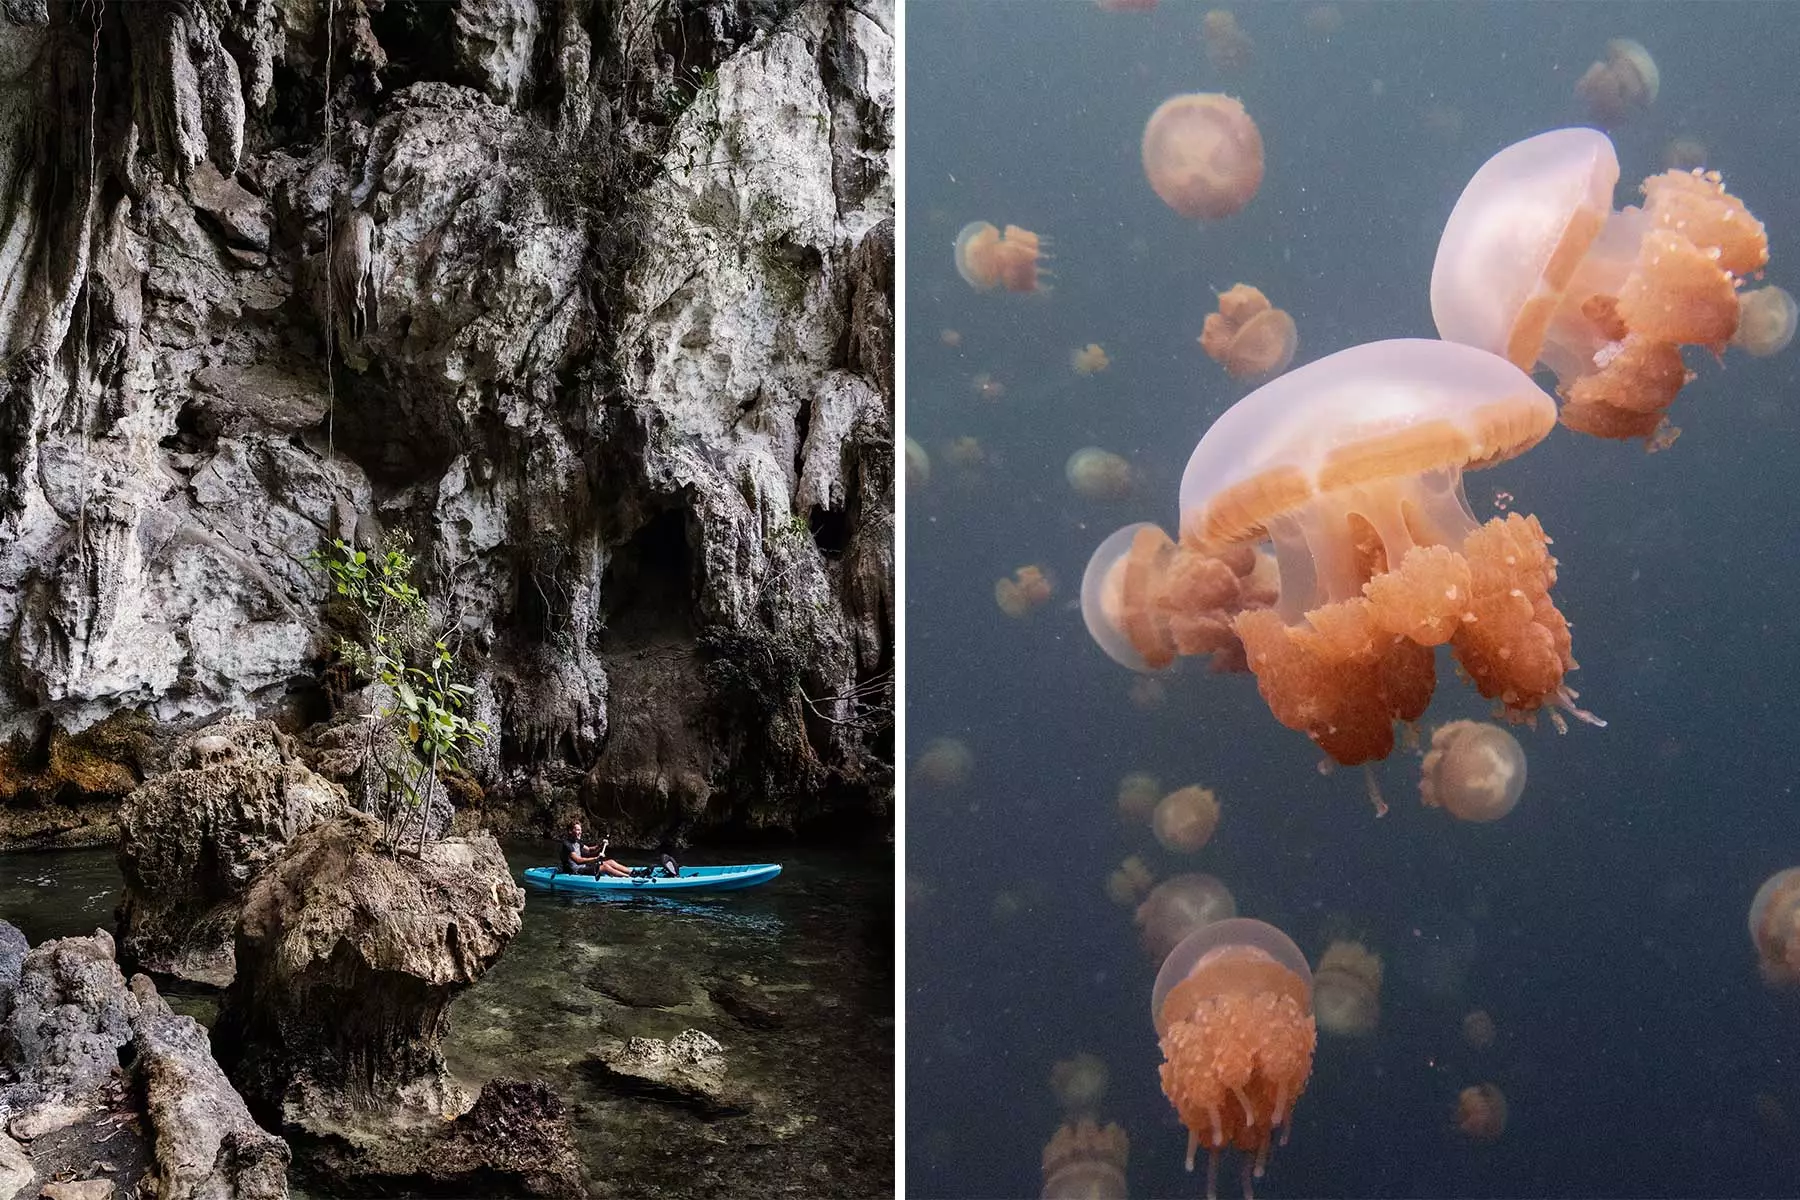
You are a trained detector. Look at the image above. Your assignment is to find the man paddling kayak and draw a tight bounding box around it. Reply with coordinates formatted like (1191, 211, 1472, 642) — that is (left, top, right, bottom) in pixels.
(560, 820, 632, 878)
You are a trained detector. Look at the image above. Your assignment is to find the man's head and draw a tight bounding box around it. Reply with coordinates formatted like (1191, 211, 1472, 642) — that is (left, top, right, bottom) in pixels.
(568, 820, 582, 838)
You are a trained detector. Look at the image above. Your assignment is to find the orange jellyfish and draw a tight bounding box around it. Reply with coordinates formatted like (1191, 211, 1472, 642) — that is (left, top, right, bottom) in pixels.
(1107, 855, 1157, 907)
(1575, 38, 1658, 125)
(1313, 940, 1382, 1037)
(1748, 868, 1800, 987)
(970, 372, 1007, 401)
(1041, 1119, 1130, 1200)
(1118, 772, 1162, 826)
(913, 737, 972, 789)
(1153, 785, 1222, 854)
(1202, 10, 1253, 72)
(1081, 523, 1277, 676)
(1733, 286, 1798, 358)
(955, 221, 1049, 293)
(1432, 127, 1769, 448)
(1419, 721, 1527, 822)
(997, 565, 1055, 618)
(1142, 94, 1264, 221)
(1462, 1008, 1497, 1050)
(905, 437, 930, 490)
(941, 328, 964, 348)
(1136, 873, 1237, 963)
(1200, 284, 1297, 380)
(1072, 343, 1111, 374)
(1066, 448, 1135, 501)
(1151, 918, 1315, 1199)
(1160, 339, 1598, 779)
(1455, 1083, 1508, 1142)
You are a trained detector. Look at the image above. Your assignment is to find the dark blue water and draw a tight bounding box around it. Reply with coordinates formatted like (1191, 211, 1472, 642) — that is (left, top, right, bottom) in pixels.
(905, 3, 1800, 1197)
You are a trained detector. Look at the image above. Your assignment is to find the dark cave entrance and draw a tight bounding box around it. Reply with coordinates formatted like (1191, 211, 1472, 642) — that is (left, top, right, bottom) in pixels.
(600, 507, 696, 646)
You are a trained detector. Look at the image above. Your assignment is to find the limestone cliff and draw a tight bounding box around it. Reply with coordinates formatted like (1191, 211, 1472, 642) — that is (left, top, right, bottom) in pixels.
(0, 0, 894, 845)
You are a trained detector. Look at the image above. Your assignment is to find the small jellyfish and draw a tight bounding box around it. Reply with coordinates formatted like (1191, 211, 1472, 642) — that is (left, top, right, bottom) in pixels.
(913, 737, 972, 789)
(1051, 1052, 1111, 1117)
(905, 437, 930, 490)
(1662, 136, 1707, 172)
(1107, 855, 1157, 907)
(1455, 1083, 1508, 1142)
(941, 328, 964, 347)
(1136, 873, 1237, 963)
(1081, 523, 1277, 675)
(1202, 10, 1253, 72)
(1129, 676, 1167, 709)
(1462, 1009, 1497, 1050)
(971, 372, 1007, 401)
(997, 565, 1055, 618)
(1748, 868, 1800, 988)
(1153, 785, 1222, 854)
(1575, 39, 1658, 125)
(1142, 94, 1264, 221)
(1313, 940, 1382, 1037)
(1072, 343, 1112, 374)
(1419, 721, 1527, 822)
(1041, 1118, 1130, 1200)
(1118, 772, 1162, 825)
(1432, 128, 1769, 448)
(1732, 286, 1798, 358)
(1301, 4, 1342, 36)
(1066, 448, 1136, 501)
(1151, 918, 1316, 1198)
(1200, 284, 1297, 380)
(955, 221, 1049, 293)
(943, 435, 986, 471)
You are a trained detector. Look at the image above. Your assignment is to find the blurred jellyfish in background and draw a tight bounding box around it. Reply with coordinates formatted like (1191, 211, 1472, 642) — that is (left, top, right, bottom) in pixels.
(1301, 3, 1342, 37)
(1136, 873, 1237, 963)
(1201, 9, 1253, 72)
(997, 565, 1055, 618)
(1117, 772, 1162, 826)
(1072, 343, 1111, 374)
(905, 437, 930, 489)
(1432, 127, 1769, 448)
(1128, 676, 1167, 710)
(1080, 523, 1275, 675)
(1051, 1052, 1111, 1118)
(913, 737, 973, 790)
(1313, 940, 1382, 1038)
(1574, 38, 1658, 124)
(1748, 868, 1800, 988)
(970, 372, 1007, 401)
(1455, 1083, 1508, 1142)
(1462, 1009, 1497, 1050)
(1153, 785, 1222, 854)
(1200, 284, 1297, 380)
(1398, 909, 1479, 1001)
(1661, 135, 1707, 172)
(1732, 287, 1798, 358)
(1040, 1119, 1130, 1200)
(1419, 721, 1527, 823)
(1066, 448, 1136, 501)
(940, 327, 963, 347)
(1151, 918, 1316, 1199)
(1107, 855, 1157, 907)
(1094, 0, 1157, 10)
(955, 221, 1049, 293)
(1141, 94, 1264, 220)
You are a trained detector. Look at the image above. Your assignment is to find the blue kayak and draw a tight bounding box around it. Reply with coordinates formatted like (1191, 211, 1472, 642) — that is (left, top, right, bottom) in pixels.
(521, 863, 782, 894)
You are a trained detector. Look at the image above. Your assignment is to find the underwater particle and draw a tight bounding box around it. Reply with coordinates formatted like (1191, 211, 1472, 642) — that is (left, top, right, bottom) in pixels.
(1072, 343, 1111, 374)
(1152, 785, 1222, 854)
(970, 372, 1007, 402)
(1575, 38, 1658, 124)
(1462, 1008, 1496, 1050)
(1142, 93, 1264, 220)
(1419, 721, 1527, 822)
(941, 328, 963, 347)
(1200, 283, 1297, 380)
(954, 221, 1049, 293)
(1732, 286, 1798, 357)
(1080, 523, 1276, 675)
(1136, 873, 1237, 963)
(1151, 918, 1315, 1198)
(1107, 855, 1157, 907)
(1455, 1083, 1508, 1142)
(1432, 127, 1768, 448)
(1117, 772, 1162, 825)
(1050, 1052, 1111, 1116)
(996, 565, 1055, 618)
(1041, 1118, 1130, 1200)
(1066, 447, 1136, 501)
(1313, 940, 1382, 1037)
(905, 437, 930, 489)
(1749, 867, 1800, 988)
(912, 737, 973, 789)
(1662, 135, 1706, 172)
(1201, 9, 1253, 72)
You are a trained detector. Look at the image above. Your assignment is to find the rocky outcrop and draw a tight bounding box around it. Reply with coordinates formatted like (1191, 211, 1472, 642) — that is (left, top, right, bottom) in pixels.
(0, 0, 893, 849)
(117, 715, 346, 986)
(0, 711, 156, 848)
(585, 1029, 748, 1117)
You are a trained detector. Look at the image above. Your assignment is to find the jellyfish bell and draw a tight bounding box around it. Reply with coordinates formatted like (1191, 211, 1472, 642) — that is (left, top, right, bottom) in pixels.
(954, 221, 1049, 294)
(913, 737, 973, 789)
(1051, 1052, 1111, 1116)
(1575, 38, 1658, 124)
(1153, 785, 1222, 854)
(1419, 720, 1527, 822)
(1150, 918, 1316, 1199)
(1431, 127, 1769, 448)
(1732, 286, 1798, 358)
(1066, 448, 1136, 501)
(1080, 523, 1275, 675)
(1201, 284, 1297, 380)
(1136, 873, 1237, 963)
(905, 437, 930, 489)
(1313, 940, 1382, 1037)
(1179, 338, 1598, 772)
(1118, 773, 1162, 825)
(1462, 1008, 1497, 1050)
(998, 565, 1055, 618)
(1142, 93, 1264, 221)
(1041, 1119, 1130, 1200)
(1748, 868, 1800, 988)
(1201, 9, 1253, 72)
(1073, 343, 1111, 374)
(1455, 1083, 1508, 1142)
(1107, 855, 1157, 907)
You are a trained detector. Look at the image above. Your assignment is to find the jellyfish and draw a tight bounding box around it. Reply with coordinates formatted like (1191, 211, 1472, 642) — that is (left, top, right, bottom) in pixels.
(971, 372, 1007, 401)
(943, 435, 986, 471)
(941, 328, 964, 347)
(1748, 867, 1800, 987)
(1130, 676, 1168, 709)
(1051, 1052, 1111, 1116)
(905, 437, 929, 489)
(1455, 1083, 1508, 1142)
(1142, 94, 1264, 221)
(1302, 4, 1342, 36)
(1041, 1119, 1130, 1200)
(1462, 1009, 1497, 1050)
(1154, 785, 1222, 854)
(1662, 136, 1706, 172)
(1067, 448, 1136, 501)
(1732, 286, 1798, 358)
(1200, 284, 1297, 380)
(1118, 772, 1162, 826)
(1313, 940, 1382, 1037)
(1108, 855, 1157, 907)
(997, 565, 1055, 618)
(1137, 873, 1237, 963)
(955, 221, 1049, 293)
(1151, 918, 1316, 1199)
(1073, 343, 1111, 374)
(1574, 39, 1658, 125)
(1169, 339, 1598, 776)
(1432, 128, 1769, 448)
(1081, 523, 1277, 675)
(1419, 721, 1527, 822)
(1202, 10, 1253, 72)
(913, 737, 972, 789)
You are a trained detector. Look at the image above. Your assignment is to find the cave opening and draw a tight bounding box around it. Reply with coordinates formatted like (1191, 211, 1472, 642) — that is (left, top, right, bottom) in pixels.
(367, 0, 459, 93)
(808, 504, 849, 558)
(600, 507, 695, 646)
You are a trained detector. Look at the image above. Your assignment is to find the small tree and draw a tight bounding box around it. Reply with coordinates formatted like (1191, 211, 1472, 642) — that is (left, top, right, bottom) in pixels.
(308, 535, 489, 856)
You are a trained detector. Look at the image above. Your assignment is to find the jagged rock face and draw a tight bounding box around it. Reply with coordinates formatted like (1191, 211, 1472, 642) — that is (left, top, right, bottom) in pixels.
(214, 812, 524, 1134)
(585, 1028, 748, 1117)
(0, 930, 135, 1110)
(0, 0, 893, 845)
(116, 714, 346, 987)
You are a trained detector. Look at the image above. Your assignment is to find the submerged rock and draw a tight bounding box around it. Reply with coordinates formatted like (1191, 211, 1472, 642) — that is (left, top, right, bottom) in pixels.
(585, 1029, 749, 1117)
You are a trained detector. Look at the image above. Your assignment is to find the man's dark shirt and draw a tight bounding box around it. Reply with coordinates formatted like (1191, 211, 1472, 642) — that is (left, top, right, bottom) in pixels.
(560, 838, 584, 873)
